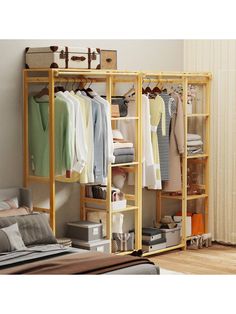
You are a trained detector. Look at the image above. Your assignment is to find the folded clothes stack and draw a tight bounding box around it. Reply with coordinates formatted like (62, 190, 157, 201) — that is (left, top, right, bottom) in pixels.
(112, 129, 135, 163)
(187, 133, 203, 155)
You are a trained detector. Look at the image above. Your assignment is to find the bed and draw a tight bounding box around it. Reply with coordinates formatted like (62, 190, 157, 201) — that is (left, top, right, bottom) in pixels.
(0, 187, 159, 275)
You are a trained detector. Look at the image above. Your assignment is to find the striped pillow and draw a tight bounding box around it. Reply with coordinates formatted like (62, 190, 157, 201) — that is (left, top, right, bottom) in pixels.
(0, 213, 57, 246)
(0, 223, 26, 253)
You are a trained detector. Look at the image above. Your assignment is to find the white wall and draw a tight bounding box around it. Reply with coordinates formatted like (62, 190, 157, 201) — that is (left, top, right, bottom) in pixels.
(0, 39, 183, 236)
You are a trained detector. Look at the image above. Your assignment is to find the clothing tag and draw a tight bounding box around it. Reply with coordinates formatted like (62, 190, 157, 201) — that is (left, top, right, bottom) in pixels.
(96, 246, 104, 252)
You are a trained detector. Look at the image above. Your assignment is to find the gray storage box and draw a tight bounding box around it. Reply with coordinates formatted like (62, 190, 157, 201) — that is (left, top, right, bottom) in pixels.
(160, 227, 181, 247)
(142, 241, 167, 252)
(66, 221, 102, 242)
(72, 238, 110, 253)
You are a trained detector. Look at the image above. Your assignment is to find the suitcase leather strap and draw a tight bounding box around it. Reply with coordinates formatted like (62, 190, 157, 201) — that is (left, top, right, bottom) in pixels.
(88, 48, 91, 69)
(71, 56, 86, 62)
(65, 47, 68, 68)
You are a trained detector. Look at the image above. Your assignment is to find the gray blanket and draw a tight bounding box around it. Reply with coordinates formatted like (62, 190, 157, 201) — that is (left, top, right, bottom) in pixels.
(0, 244, 83, 268)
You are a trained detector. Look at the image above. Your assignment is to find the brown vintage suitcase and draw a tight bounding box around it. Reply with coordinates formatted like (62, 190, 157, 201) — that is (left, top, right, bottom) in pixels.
(25, 46, 101, 69)
(100, 50, 117, 69)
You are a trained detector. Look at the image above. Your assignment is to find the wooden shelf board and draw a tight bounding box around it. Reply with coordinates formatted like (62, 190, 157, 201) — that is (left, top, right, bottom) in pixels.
(28, 174, 81, 183)
(84, 198, 106, 204)
(28, 175, 49, 183)
(112, 205, 138, 213)
(161, 194, 182, 200)
(84, 207, 107, 212)
(111, 162, 138, 167)
(187, 113, 209, 117)
(111, 117, 139, 121)
(55, 174, 80, 183)
(187, 154, 208, 159)
(187, 193, 208, 200)
(142, 244, 185, 256)
(84, 205, 138, 213)
(115, 250, 134, 256)
(161, 193, 208, 200)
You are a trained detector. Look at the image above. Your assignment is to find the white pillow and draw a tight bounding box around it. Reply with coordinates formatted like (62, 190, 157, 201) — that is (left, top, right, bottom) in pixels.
(0, 223, 26, 251)
(0, 197, 19, 210)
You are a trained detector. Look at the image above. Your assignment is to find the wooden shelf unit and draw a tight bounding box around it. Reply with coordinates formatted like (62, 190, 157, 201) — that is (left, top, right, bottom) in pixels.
(23, 69, 142, 245)
(80, 72, 143, 253)
(144, 72, 211, 256)
(23, 69, 211, 256)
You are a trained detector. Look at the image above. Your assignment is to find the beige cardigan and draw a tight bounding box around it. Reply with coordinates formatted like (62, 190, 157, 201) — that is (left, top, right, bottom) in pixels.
(163, 92, 184, 192)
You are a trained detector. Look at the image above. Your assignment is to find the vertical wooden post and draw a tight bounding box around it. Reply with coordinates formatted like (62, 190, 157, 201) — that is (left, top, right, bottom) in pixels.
(156, 191, 162, 222)
(49, 70, 56, 233)
(134, 74, 142, 250)
(23, 70, 29, 188)
(106, 75, 112, 252)
(182, 77, 188, 249)
(80, 185, 86, 220)
(204, 78, 211, 233)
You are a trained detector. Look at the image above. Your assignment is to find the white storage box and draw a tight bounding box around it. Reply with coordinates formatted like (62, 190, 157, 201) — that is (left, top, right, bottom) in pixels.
(173, 216, 192, 237)
(160, 227, 181, 247)
(66, 221, 102, 241)
(142, 241, 167, 252)
(87, 211, 107, 237)
(72, 238, 110, 253)
(111, 199, 127, 211)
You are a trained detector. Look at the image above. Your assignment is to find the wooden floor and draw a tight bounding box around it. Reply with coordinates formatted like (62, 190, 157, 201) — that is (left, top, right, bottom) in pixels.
(149, 244, 236, 274)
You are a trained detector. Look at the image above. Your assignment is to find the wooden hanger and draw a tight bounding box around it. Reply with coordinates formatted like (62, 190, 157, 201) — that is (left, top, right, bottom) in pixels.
(35, 86, 49, 98)
(143, 79, 152, 94)
(54, 85, 65, 93)
(123, 84, 135, 98)
(151, 84, 162, 94)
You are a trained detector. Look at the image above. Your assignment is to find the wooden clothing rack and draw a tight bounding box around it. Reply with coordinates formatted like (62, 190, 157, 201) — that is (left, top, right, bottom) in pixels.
(23, 69, 211, 256)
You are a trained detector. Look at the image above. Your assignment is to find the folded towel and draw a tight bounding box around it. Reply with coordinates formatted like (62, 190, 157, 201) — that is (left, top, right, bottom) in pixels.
(187, 146, 203, 151)
(187, 147, 203, 155)
(112, 129, 124, 140)
(113, 142, 134, 149)
(113, 148, 135, 156)
(187, 133, 202, 141)
(114, 155, 134, 164)
(187, 140, 203, 146)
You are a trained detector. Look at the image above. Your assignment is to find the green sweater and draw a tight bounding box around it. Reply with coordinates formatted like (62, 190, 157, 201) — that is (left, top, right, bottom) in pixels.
(28, 96, 72, 177)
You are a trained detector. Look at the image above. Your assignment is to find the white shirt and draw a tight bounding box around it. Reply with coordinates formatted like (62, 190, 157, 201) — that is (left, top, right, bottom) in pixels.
(56, 91, 87, 173)
(142, 94, 156, 187)
(118, 95, 156, 187)
(75, 91, 94, 183)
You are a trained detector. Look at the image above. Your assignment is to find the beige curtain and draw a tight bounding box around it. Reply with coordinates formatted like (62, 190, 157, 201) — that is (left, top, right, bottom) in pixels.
(184, 40, 236, 244)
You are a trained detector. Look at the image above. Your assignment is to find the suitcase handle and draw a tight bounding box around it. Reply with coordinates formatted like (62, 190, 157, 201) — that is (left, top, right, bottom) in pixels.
(91, 51, 97, 60)
(71, 56, 86, 62)
(106, 58, 112, 63)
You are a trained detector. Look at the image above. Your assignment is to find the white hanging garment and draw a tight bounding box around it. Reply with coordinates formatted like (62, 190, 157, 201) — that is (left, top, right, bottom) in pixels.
(74, 91, 94, 183)
(56, 91, 87, 174)
(142, 94, 156, 187)
(118, 95, 156, 187)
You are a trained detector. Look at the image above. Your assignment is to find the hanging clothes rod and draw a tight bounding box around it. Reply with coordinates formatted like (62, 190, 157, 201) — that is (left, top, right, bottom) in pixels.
(143, 78, 209, 84)
(143, 72, 212, 77)
(54, 70, 139, 77)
